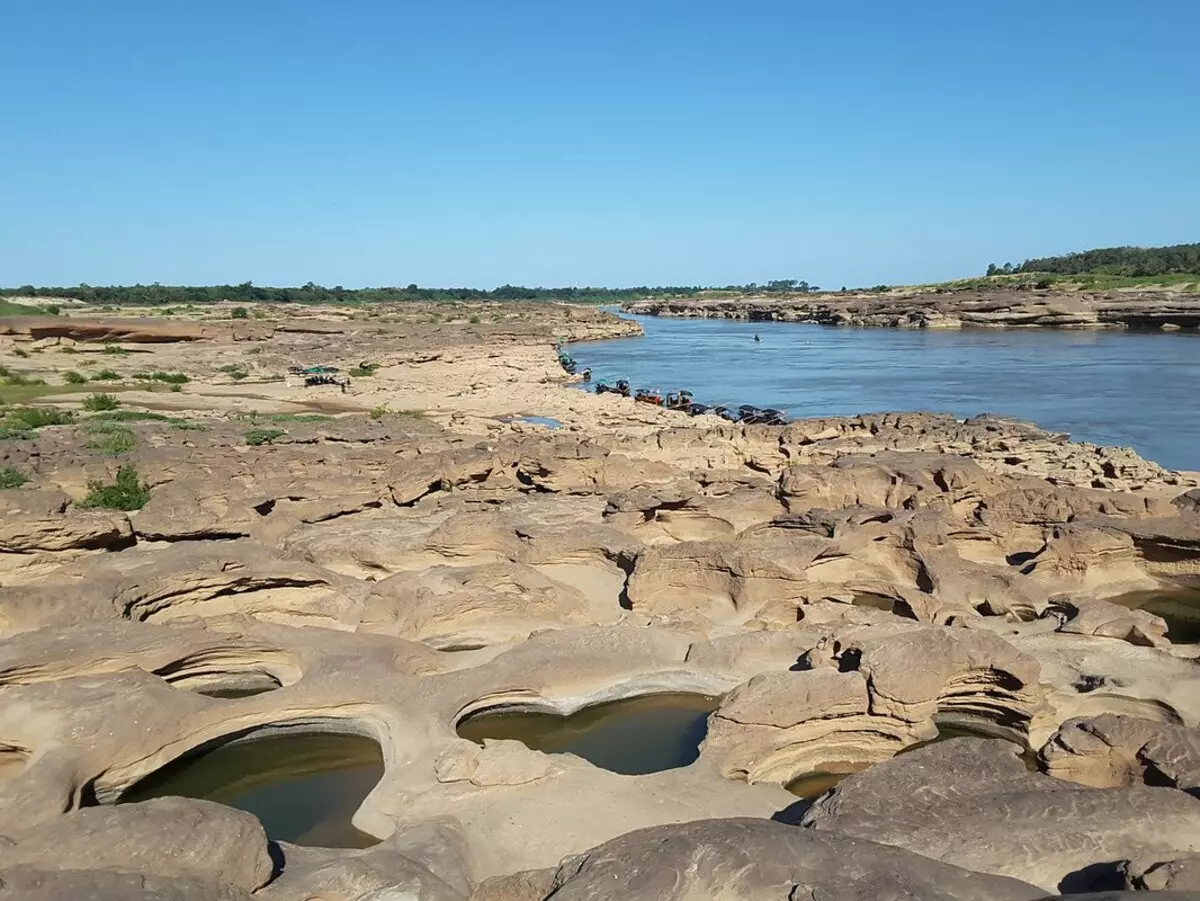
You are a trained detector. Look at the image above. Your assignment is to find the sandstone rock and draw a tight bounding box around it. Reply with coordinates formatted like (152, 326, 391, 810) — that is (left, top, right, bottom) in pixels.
(802, 738, 1200, 891)
(1040, 714, 1200, 792)
(0, 798, 273, 891)
(0, 866, 255, 901)
(539, 817, 1044, 901)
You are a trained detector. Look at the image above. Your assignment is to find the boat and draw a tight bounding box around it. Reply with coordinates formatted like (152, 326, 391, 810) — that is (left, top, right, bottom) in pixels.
(634, 388, 664, 406)
(665, 390, 694, 410)
(615, 379, 631, 397)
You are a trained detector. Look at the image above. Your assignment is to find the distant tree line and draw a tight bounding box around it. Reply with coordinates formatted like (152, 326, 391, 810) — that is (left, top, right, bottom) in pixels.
(0, 279, 822, 307)
(987, 243, 1200, 278)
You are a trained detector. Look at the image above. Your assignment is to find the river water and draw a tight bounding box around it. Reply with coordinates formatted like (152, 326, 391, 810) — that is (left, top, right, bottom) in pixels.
(569, 314, 1200, 471)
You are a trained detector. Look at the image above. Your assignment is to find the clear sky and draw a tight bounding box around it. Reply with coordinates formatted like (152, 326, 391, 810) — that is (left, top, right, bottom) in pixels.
(2, 0, 1197, 289)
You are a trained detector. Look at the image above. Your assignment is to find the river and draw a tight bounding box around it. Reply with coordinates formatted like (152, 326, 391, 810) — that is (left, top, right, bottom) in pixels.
(568, 314, 1200, 471)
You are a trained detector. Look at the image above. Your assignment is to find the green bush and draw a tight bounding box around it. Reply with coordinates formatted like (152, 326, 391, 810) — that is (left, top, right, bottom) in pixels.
(369, 405, 388, 420)
(82, 393, 120, 412)
(86, 421, 136, 454)
(349, 362, 379, 377)
(218, 364, 249, 381)
(91, 369, 121, 381)
(63, 370, 87, 384)
(245, 427, 285, 446)
(88, 410, 172, 422)
(5, 407, 74, 429)
(468, 314, 481, 324)
(78, 464, 150, 510)
(230, 307, 249, 319)
(133, 371, 189, 384)
(45, 305, 61, 315)
(0, 466, 26, 489)
(102, 344, 129, 356)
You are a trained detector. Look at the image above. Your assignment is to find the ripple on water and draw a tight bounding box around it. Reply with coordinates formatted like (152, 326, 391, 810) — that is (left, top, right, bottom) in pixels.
(456, 693, 719, 775)
(120, 732, 383, 848)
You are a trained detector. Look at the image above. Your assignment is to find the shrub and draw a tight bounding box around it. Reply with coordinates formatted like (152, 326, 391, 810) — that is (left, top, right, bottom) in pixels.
(349, 362, 379, 377)
(1, 371, 46, 386)
(82, 393, 119, 412)
(245, 427, 285, 446)
(0, 466, 26, 489)
(5, 407, 73, 429)
(102, 344, 129, 356)
(86, 421, 136, 454)
(230, 307, 249, 319)
(58, 346, 78, 354)
(88, 410, 172, 422)
(169, 384, 183, 392)
(369, 404, 388, 420)
(13, 348, 29, 358)
(45, 305, 61, 315)
(218, 364, 249, 381)
(91, 370, 121, 381)
(468, 314, 481, 324)
(134, 371, 189, 384)
(63, 370, 87, 384)
(78, 464, 150, 510)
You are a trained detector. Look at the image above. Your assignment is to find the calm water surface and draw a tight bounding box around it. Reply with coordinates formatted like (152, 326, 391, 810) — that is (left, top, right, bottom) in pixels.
(570, 315, 1200, 470)
(121, 733, 383, 848)
(457, 693, 718, 775)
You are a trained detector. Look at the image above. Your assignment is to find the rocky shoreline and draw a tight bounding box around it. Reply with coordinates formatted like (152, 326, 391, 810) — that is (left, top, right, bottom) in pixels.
(626, 285, 1200, 329)
(2, 303, 1200, 900)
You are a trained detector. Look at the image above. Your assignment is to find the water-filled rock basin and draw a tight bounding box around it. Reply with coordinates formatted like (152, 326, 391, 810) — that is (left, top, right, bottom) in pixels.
(1111, 589, 1200, 644)
(121, 732, 383, 848)
(457, 693, 720, 775)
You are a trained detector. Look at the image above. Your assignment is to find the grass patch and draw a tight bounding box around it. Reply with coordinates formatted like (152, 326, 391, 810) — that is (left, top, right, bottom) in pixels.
(1, 371, 47, 387)
(82, 393, 120, 412)
(58, 346, 79, 354)
(218, 364, 249, 381)
(348, 362, 380, 377)
(170, 419, 208, 431)
(102, 344, 129, 356)
(78, 464, 150, 510)
(13, 348, 29, 358)
(245, 427, 285, 446)
(63, 370, 87, 384)
(85, 421, 137, 455)
(132, 371, 189, 384)
(0, 466, 26, 488)
(91, 369, 121, 381)
(0, 299, 50, 316)
(5, 406, 74, 429)
(88, 410, 171, 422)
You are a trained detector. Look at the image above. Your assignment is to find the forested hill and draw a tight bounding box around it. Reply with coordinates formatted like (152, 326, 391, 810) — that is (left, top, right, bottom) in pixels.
(988, 243, 1200, 277)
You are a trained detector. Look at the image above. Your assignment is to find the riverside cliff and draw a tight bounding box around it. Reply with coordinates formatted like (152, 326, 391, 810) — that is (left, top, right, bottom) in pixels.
(626, 285, 1200, 329)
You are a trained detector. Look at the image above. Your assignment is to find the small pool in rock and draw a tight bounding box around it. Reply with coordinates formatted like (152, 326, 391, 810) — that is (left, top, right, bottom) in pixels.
(1110, 589, 1200, 644)
(121, 733, 384, 848)
(457, 693, 719, 775)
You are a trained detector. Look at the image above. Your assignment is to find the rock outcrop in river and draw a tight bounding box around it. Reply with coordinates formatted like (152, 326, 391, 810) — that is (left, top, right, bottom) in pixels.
(1, 301, 1200, 899)
(626, 285, 1200, 329)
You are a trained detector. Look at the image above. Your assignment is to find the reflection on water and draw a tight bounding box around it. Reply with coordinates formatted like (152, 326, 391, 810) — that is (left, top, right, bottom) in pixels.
(121, 732, 383, 848)
(457, 693, 719, 775)
(571, 314, 1200, 470)
(1110, 589, 1200, 644)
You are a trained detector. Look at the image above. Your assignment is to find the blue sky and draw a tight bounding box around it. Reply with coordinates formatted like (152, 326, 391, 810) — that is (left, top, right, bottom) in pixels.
(2, 0, 1197, 289)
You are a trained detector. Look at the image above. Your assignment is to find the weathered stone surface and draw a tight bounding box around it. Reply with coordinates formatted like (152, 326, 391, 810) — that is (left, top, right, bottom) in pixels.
(802, 738, 1200, 891)
(0, 798, 273, 892)
(0, 867, 255, 901)
(539, 817, 1044, 901)
(1040, 714, 1200, 792)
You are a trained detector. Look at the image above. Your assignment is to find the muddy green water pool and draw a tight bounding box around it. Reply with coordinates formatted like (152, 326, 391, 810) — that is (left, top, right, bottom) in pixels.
(1111, 589, 1200, 644)
(121, 732, 383, 848)
(456, 693, 720, 775)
